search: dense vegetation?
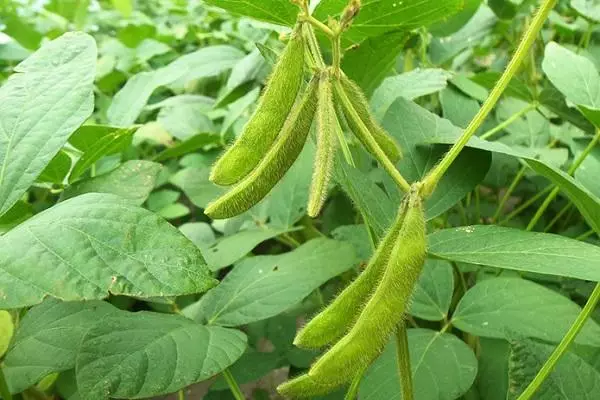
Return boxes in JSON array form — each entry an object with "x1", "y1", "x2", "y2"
[{"x1": 2, "y1": 0, "x2": 600, "y2": 399}]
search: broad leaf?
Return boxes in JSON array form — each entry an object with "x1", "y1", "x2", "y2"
[
  {"x1": 0, "y1": 310, "x2": 13, "y2": 357},
  {"x1": 76, "y1": 311, "x2": 247, "y2": 399},
  {"x1": 409, "y1": 260, "x2": 454, "y2": 322},
  {"x1": 0, "y1": 32, "x2": 96, "y2": 217},
  {"x1": 571, "y1": 0, "x2": 600, "y2": 23},
  {"x1": 452, "y1": 278, "x2": 600, "y2": 347},
  {"x1": 0, "y1": 193, "x2": 217, "y2": 309},
  {"x1": 429, "y1": 225, "x2": 600, "y2": 281},
  {"x1": 360, "y1": 329, "x2": 478, "y2": 400},
  {"x1": 38, "y1": 150, "x2": 72, "y2": 184},
  {"x1": 62, "y1": 161, "x2": 163, "y2": 205},
  {"x1": 314, "y1": 0, "x2": 463, "y2": 42},
  {"x1": 184, "y1": 238, "x2": 357, "y2": 326},
  {"x1": 153, "y1": 134, "x2": 221, "y2": 162},
  {"x1": 508, "y1": 337, "x2": 600, "y2": 399},
  {"x1": 203, "y1": 0, "x2": 298, "y2": 26},
  {"x1": 3, "y1": 299, "x2": 117, "y2": 393},
  {"x1": 108, "y1": 46, "x2": 243, "y2": 127}
]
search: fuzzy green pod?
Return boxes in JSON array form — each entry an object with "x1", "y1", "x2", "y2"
[
  {"x1": 210, "y1": 26, "x2": 305, "y2": 186},
  {"x1": 307, "y1": 189, "x2": 426, "y2": 387},
  {"x1": 338, "y1": 74, "x2": 402, "y2": 163},
  {"x1": 294, "y1": 199, "x2": 409, "y2": 349},
  {"x1": 277, "y1": 373, "x2": 339, "y2": 399},
  {"x1": 307, "y1": 72, "x2": 338, "y2": 218},
  {"x1": 205, "y1": 77, "x2": 319, "y2": 219}
]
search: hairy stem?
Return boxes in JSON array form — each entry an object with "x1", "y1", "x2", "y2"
[
  {"x1": 222, "y1": 369, "x2": 245, "y2": 400},
  {"x1": 0, "y1": 367, "x2": 12, "y2": 400},
  {"x1": 422, "y1": 0, "x2": 558, "y2": 196},
  {"x1": 480, "y1": 103, "x2": 538, "y2": 141},
  {"x1": 396, "y1": 323, "x2": 414, "y2": 400}
]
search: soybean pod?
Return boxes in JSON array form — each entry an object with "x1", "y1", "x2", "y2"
[
  {"x1": 210, "y1": 24, "x2": 305, "y2": 186},
  {"x1": 277, "y1": 373, "x2": 339, "y2": 399},
  {"x1": 336, "y1": 75, "x2": 402, "y2": 163},
  {"x1": 307, "y1": 71, "x2": 338, "y2": 218},
  {"x1": 308, "y1": 188, "x2": 426, "y2": 386},
  {"x1": 205, "y1": 77, "x2": 319, "y2": 219},
  {"x1": 294, "y1": 198, "x2": 409, "y2": 349}
]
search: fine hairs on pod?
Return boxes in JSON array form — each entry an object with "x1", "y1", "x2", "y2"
[
  {"x1": 210, "y1": 23, "x2": 306, "y2": 186},
  {"x1": 294, "y1": 198, "x2": 409, "y2": 349},
  {"x1": 307, "y1": 70, "x2": 338, "y2": 218},
  {"x1": 337, "y1": 74, "x2": 402, "y2": 163},
  {"x1": 279, "y1": 186, "x2": 427, "y2": 397},
  {"x1": 205, "y1": 77, "x2": 319, "y2": 219}
]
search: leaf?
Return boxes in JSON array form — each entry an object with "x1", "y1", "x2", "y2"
[
  {"x1": 0, "y1": 193, "x2": 217, "y2": 309},
  {"x1": 371, "y1": 69, "x2": 452, "y2": 120},
  {"x1": 360, "y1": 329, "x2": 478, "y2": 400},
  {"x1": 409, "y1": 259, "x2": 454, "y2": 322},
  {"x1": 383, "y1": 97, "x2": 492, "y2": 221},
  {"x1": 69, "y1": 127, "x2": 136, "y2": 182},
  {"x1": 183, "y1": 238, "x2": 357, "y2": 327},
  {"x1": 478, "y1": 338, "x2": 510, "y2": 400},
  {"x1": 170, "y1": 167, "x2": 224, "y2": 209},
  {"x1": 3, "y1": 299, "x2": 117, "y2": 393},
  {"x1": 429, "y1": 225, "x2": 600, "y2": 281},
  {"x1": 0, "y1": 32, "x2": 96, "y2": 217},
  {"x1": 452, "y1": 278, "x2": 600, "y2": 347},
  {"x1": 203, "y1": 228, "x2": 295, "y2": 271},
  {"x1": 210, "y1": 350, "x2": 282, "y2": 390},
  {"x1": 572, "y1": 0, "x2": 600, "y2": 23},
  {"x1": 203, "y1": 0, "x2": 298, "y2": 26},
  {"x1": 508, "y1": 336, "x2": 600, "y2": 399},
  {"x1": 314, "y1": 0, "x2": 463, "y2": 42},
  {"x1": 62, "y1": 161, "x2": 163, "y2": 206},
  {"x1": 341, "y1": 32, "x2": 407, "y2": 96},
  {"x1": 0, "y1": 310, "x2": 13, "y2": 358},
  {"x1": 111, "y1": 0, "x2": 133, "y2": 17},
  {"x1": 542, "y1": 41, "x2": 600, "y2": 126},
  {"x1": 38, "y1": 151, "x2": 72, "y2": 184},
  {"x1": 76, "y1": 311, "x2": 247, "y2": 399},
  {"x1": 574, "y1": 140, "x2": 600, "y2": 199},
  {"x1": 153, "y1": 134, "x2": 221, "y2": 162},
  {"x1": 69, "y1": 125, "x2": 125, "y2": 153},
  {"x1": 429, "y1": 0, "x2": 482, "y2": 37},
  {"x1": 108, "y1": 45, "x2": 244, "y2": 127}
]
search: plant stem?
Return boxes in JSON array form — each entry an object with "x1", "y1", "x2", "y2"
[
  {"x1": 222, "y1": 369, "x2": 245, "y2": 400},
  {"x1": 493, "y1": 165, "x2": 527, "y2": 222},
  {"x1": 499, "y1": 185, "x2": 553, "y2": 225},
  {"x1": 517, "y1": 282, "x2": 600, "y2": 400},
  {"x1": 344, "y1": 370, "x2": 364, "y2": 400},
  {"x1": 333, "y1": 80, "x2": 411, "y2": 193},
  {"x1": 178, "y1": 390, "x2": 185, "y2": 400},
  {"x1": 544, "y1": 202, "x2": 573, "y2": 232},
  {"x1": 527, "y1": 129, "x2": 600, "y2": 230},
  {"x1": 303, "y1": 14, "x2": 335, "y2": 38},
  {"x1": 0, "y1": 366, "x2": 12, "y2": 400},
  {"x1": 575, "y1": 229, "x2": 595, "y2": 241},
  {"x1": 480, "y1": 103, "x2": 538, "y2": 141},
  {"x1": 396, "y1": 323, "x2": 414, "y2": 400},
  {"x1": 422, "y1": 0, "x2": 557, "y2": 196}
]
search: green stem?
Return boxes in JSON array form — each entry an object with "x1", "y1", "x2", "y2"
[
  {"x1": 178, "y1": 390, "x2": 185, "y2": 400},
  {"x1": 303, "y1": 24, "x2": 326, "y2": 69},
  {"x1": 222, "y1": 369, "x2": 245, "y2": 400},
  {"x1": 499, "y1": 185, "x2": 553, "y2": 225},
  {"x1": 333, "y1": 80, "x2": 411, "y2": 193},
  {"x1": 575, "y1": 229, "x2": 595, "y2": 241},
  {"x1": 480, "y1": 103, "x2": 538, "y2": 141},
  {"x1": 517, "y1": 282, "x2": 600, "y2": 400},
  {"x1": 527, "y1": 129, "x2": 600, "y2": 230},
  {"x1": 303, "y1": 14, "x2": 335, "y2": 38},
  {"x1": 543, "y1": 202, "x2": 573, "y2": 232},
  {"x1": 493, "y1": 165, "x2": 527, "y2": 222},
  {"x1": 344, "y1": 370, "x2": 364, "y2": 400},
  {"x1": 0, "y1": 366, "x2": 12, "y2": 400},
  {"x1": 396, "y1": 323, "x2": 414, "y2": 400},
  {"x1": 422, "y1": 0, "x2": 557, "y2": 196}
]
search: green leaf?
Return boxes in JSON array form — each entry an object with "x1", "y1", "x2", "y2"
[
  {"x1": 203, "y1": 0, "x2": 298, "y2": 26},
  {"x1": 429, "y1": 0, "x2": 482, "y2": 37},
  {"x1": 62, "y1": 161, "x2": 162, "y2": 205},
  {"x1": 183, "y1": 238, "x2": 357, "y2": 326},
  {"x1": 314, "y1": 0, "x2": 463, "y2": 42},
  {"x1": 409, "y1": 260, "x2": 454, "y2": 322},
  {"x1": 0, "y1": 310, "x2": 13, "y2": 358},
  {"x1": 170, "y1": 167, "x2": 224, "y2": 209},
  {"x1": 371, "y1": 68, "x2": 452, "y2": 120},
  {"x1": 3, "y1": 299, "x2": 117, "y2": 393},
  {"x1": 543, "y1": 42, "x2": 600, "y2": 126},
  {"x1": 76, "y1": 311, "x2": 247, "y2": 399},
  {"x1": 572, "y1": 0, "x2": 600, "y2": 23},
  {"x1": 574, "y1": 140, "x2": 600, "y2": 199},
  {"x1": 452, "y1": 278, "x2": 600, "y2": 347},
  {"x1": 153, "y1": 134, "x2": 221, "y2": 162},
  {"x1": 508, "y1": 336, "x2": 600, "y2": 399},
  {"x1": 341, "y1": 32, "x2": 406, "y2": 96},
  {"x1": 38, "y1": 150, "x2": 72, "y2": 184},
  {"x1": 203, "y1": 228, "x2": 295, "y2": 271},
  {"x1": 0, "y1": 9, "x2": 43, "y2": 50},
  {"x1": 383, "y1": 97, "x2": 492, "y2": 221},
  {"x1": 69, "y1": 127, "x2": 135, "y2": 183},
  {"x1": 0, "y1": 32, "x2": 96, "y2": 217},
  {"x1": 360, "y1": 329, "x2": 478, "y2": 400},
  {"x1": 0, "y1": 193, "x2": 217, "y2": 309},
  {"x1": 429, "y1": 225, "x2": 600, "y2": 281},
  {"x1": 488, "y1": 0, "x2": 518, "y2": 19},
  {"x1": 111, "y1": 0, "x2": 133, "y2": 17},
  {"x1": 108, "y1": 46, "x2": 243, "y2": 127},
  {"x1": 69, "y1": 125, "x2": 125, "y2": 153},
  {"x1": 210, "y1": 350, "x2": 282, "y2": 390},
  {"x1": 477, "y1": 338, "x2": 510, "y2": 400}
]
